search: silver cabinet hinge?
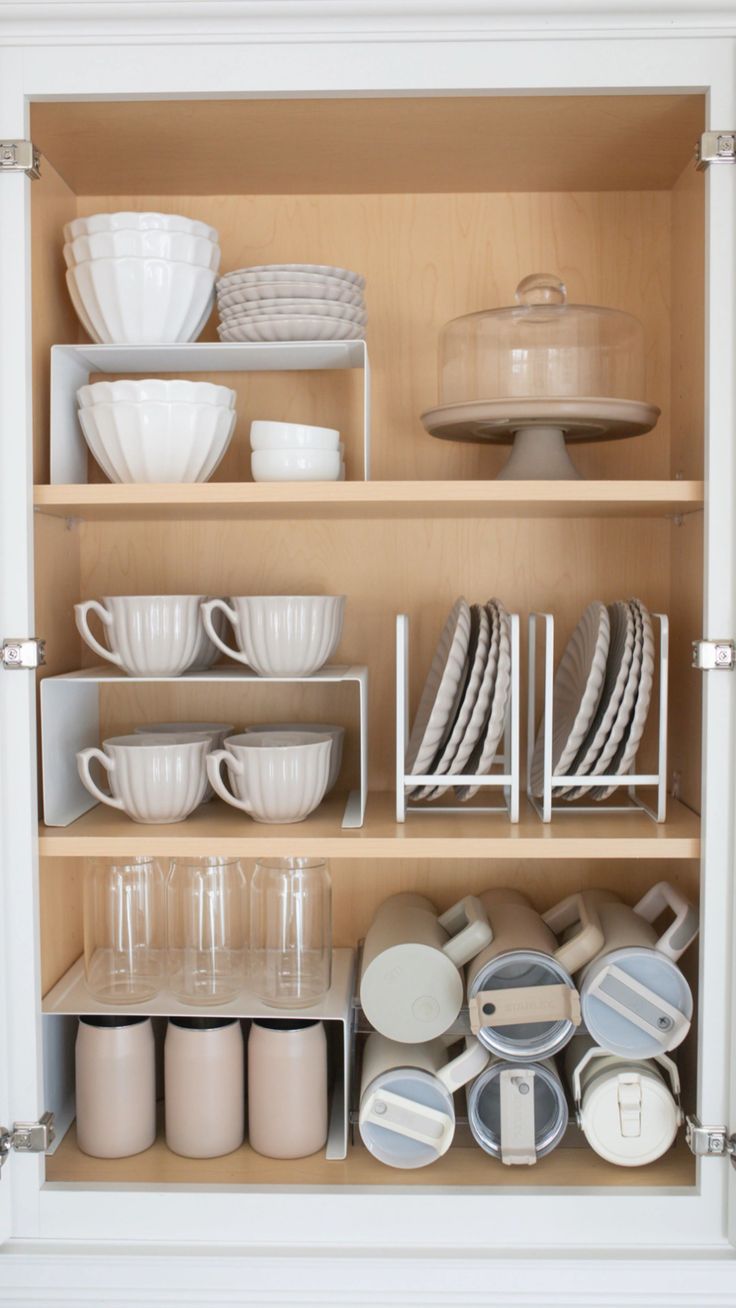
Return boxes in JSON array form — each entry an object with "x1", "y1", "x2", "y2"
[
  {"x1": 0, "y1": 1112, "x2": 55, "y2": 1174},
  {"x1": 692, "y1": 639, "x2": 735, "y2": 671},
  {"x1": 1, "y1": 637, "x2": 46, "y2": 670},
  {"x1": 686, "y1": 1116, "x2": 736, "y2": 1166},
  {"x1": 0, "y1": 140, "x2": 41, "y2": 180},
  {"x1": 696, "y1": 132, "x2": 736, "y2": 170}
]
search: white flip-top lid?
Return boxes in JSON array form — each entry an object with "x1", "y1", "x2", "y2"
[
  {"x1": 580, "y1": 1065, "x2": 681, "y2": 1166},
  {"x1": 359, "y1": 1068, "x2": 455, "y2": 1169}
]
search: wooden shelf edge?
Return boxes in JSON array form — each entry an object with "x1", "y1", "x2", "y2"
[
  {"x1": 33, "y1": 480, "x2": 705, "y2": 522},
  {"x1": 37, "y1": 793, "x2": 701, "y2": 859}
]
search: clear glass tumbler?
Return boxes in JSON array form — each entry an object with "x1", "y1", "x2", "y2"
[
  {"x1": 83, "y1": 857, "x2": 165, "y2": 1003},
  {"x1": 166, "y1": 857, "x2": 247, "y2": 1005},
  {"x1": 250, "y1": 857, "x2": 332, "y2": 1008}
]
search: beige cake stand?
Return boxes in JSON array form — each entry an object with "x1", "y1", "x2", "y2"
[{"x1": 421, "y1": 397, "x2": 660, "y2": 480}]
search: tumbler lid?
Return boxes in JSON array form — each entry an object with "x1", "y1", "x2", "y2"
[
  {"x1": 79, "y1": 1015, "x2": 149, "y2": 1028},
  {"x1": 467, "y1": 1060, "x2": 568, "y2": 1163},
  {"x1": 468, "y1": 950, "x2": 578, "y2": 1060},
  {"x1": 580, "y1": 1067, "x2": 680, "y2": 1166},
  {"x1": 359, "y1": 1068, "x2": 455, "y2": 1169},
  {"x1": 169, "y1": 1016, "x2": 239, "y2": 1030},
  {"x1": 360, "y1": 944, "x2": 463, "y2": 1043},
  {"x1": 581, "y1": 947, "x2": 693, "y2": 1058}
]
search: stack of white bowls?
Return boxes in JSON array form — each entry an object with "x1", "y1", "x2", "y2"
[
  {"x1": 77, "y1": 380, "x2": 236, "y2": 483},
  {"x1": 63, "y1": 212, "x2": 220, "y2": 344},
  {"x1": 250, "y1": 420, "x2": 344, "y2": 482},
  {"x1": 216, "y1": 264, "x2": 366, "y2": 342}
]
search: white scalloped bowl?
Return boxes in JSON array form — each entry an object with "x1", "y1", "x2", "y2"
[
  {"x1": 78, "y1": 402, "x2": 235, "y2": 483},
  {"x1": 77, "y1": 379, "x2": 236, "y2": 410},
  {"x1": 64, "y1": 212, "x2": 218, "y2": 243},
  {"x1": 67, "y1": 257, "x2": 216, "y2": 344},
  {"x1": 251, "y1": 448, "x2": 341, "y2": 481},
  {"x1": 64, "y1": 229, "x2": 221, "y2": 273}
]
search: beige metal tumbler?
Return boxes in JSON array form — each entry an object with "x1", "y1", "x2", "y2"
[
  {"x1": 164, "y1": 1017, "x2": 245, "y2": 1158},
  {"x1": 358, "y1": 1032, "x2": 489, "y2": 1169},
  {"x1": 360, "y1": 892, "x2": 492, "y2": 1043},
  {"x1": 466, "y1": 888, "x2": 604, "y2": 1059},
  {"x1": 576, "y1": 883, "x2": 698, "y2": 1058},
  {"x1": 76, "y1": 1015, "x2": 156, "y2": 1159},
  {"x1": 248, "y1": 1019, "x2": 329, "y2": 1159}
]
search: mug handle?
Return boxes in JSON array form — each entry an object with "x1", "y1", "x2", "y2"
[
  {"x1": 544, "y1": 892, "x2": 605, "y2": 974},
  {"x1": 74, "y1": 600, "x2": 124, "y2": 668},
  {"x1": 76, "y1": 747, "x2": 125, "y2": 810},
  {"x1": 436, "y1": 1036, "x2": 490, "y2": 1093},
  {"x1": 634, "y1": 881, "x2": 699, "y2": 962},
  {"x1": 200, "y1": 599, "x2": 249, "y2": 666},
  {"x1": 438, "y1": 895, "x2": 493, "y2": 968},
  {"x1": 206, "y1": 750, "x2": 251, "y2": 813}
]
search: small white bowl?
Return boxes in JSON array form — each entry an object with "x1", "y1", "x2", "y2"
[
  {"x1": 64, "y1": 212, "x2": 218, "y2": 243},
  {"x1": 79, "y1": 402, "x2": 235, "y2": 483},
  {"x1": 77, "y1": 379, "x2": 235, "y2": 410},
  {"x1": 64, "y1": 229, "x2": 221, "y2": 273},
  {"x1": 250, "y1": 420, "x2": 339, "y2": 452},
  {"x1": 67, "y1": 257, "x2": 215, "y2": 344},
  {"x1": 251, "y1": 448, "x2": 341, "y2": 482}
]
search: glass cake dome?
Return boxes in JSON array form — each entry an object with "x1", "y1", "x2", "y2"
[{"x1": 422, "y1": 273, "x2": 659, "y2": 479}]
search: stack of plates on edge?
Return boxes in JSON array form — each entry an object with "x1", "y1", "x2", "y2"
[
  {"x1": 216, "y1": 264, "x2": 367, "y2": 343},
  {"x1": 529, "y1": 598, "x2": 655, "y2": 801},
  {"x1": 405, "y1": 597, "x2": 513, "y2": 802}
]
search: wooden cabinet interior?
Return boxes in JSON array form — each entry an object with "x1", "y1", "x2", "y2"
[{"x1": 30, "y1": 93, "x2": 705, "y2": 1191}]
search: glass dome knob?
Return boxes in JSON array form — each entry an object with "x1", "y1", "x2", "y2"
[{"x1": 515, "y1": 273, "x2": 567, "y2": 307}]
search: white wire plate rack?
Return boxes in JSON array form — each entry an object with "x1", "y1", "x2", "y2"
[
  {"x1": 527, "y1": 610, "x2": 668, "y2": 823},
  {"x1": 395, "y1": 612, "x2": 520, "y2": 822},
  {"x1": 41, "y1": 664, "x2": 368, "y2": 829},
  {"x1": 50, "y1": 340, "x2": 371, "y2": 483}
]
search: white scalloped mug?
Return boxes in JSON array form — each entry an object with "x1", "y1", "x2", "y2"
[
  {"x1": 200, "y1": 595, "x2": 345, "y2": 677},
  {"x1": 75, "y1": 595, "x2": 207, "y2": 677},
  {"x1": 77, "y1": 734, "x2": 210, "y2": 824},
  {"x1": 206, "y1": 731, "x2": 332, "y2": 823}
]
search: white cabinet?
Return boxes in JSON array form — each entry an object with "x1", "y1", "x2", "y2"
[{"x1": 1, "y1": 4, "x2": 736, "y2": 1302}]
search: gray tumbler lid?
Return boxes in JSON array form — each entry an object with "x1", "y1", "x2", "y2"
[
  {"x1": 581, "y1": 947, "x2": 693, "y2": 1058},
  {"x1": 359, "y1": 1068, "x2": 455, "y2": 1170},
  {"x1": 469, "y1": 950, "x2": 578, "y2": 1060}
]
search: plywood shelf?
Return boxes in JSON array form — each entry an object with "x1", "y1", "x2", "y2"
[
  {"x1": 46, "y1": 1122, "x2": 695, "y2": 1190},
  {"x1": 33, "y1": 480, "x2": 705, "y2": 523},
  {"x1": 38, "y1": 792, "x2": 701, "y2": 860}
]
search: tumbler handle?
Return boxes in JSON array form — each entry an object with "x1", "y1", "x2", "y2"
[
  {"x1": 634, "y1": 881, "x2": 699, "y2": 962},
  {"x1": 439, "y1": 895, "x2": 493, "y2": 968},
  {"x1": 436, "y1": 1037, "x2": 490, "y2": 1093},
  {"x1": 543, "y1": 891, "x2": 605, "y2": 973}
]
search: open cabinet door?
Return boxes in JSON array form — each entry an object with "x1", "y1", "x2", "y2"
[{"x1": 0, "y1": 66, "x2": 45, "y2": 1243}]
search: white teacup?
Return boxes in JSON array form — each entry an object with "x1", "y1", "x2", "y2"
[
  {"x1": 206, "y1": 731, "x2": 332, "y2": 824},
  {"x1": 75, "y1": 595, "x2": 207, "y2": 677},
  {"x1": 77, "y1": 734, "x2": 209, "y2": 824},
  {"x1": 133, "y1": 722, "x2": 234, "y2": 802},
  {"x1": 242, "y1": 722, "x2": 344, "y2": 792},
  {"x1": 200, "y1": 595, "x2": 345, "y2": 677}
]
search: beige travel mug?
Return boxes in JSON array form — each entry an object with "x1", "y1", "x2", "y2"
[
  {"x1": 248, "y1": 1019, "x2": 328, "y2": 1159},
  {"x1": 576, "y1": 883, "x2": 698, "y2": 1058},
  {"x1": 466, "y1": 888, "x2": 604, "y2": 1060},
  {"x1": 75, "y1": 1016, "x2": 156, "y2": 1159},
  {"x1": 360, "y1": 892, "x2": 492, "y2": 1043},
  {"x1": 566, "y1": 1035, "x2": 682, "y2": 1167},
  {"x1": 164, "y1": 1017, "x2": 245, "y2": 1158},
  {"x1": 358, "y1": 1032, "x2": 490, "y2": 1169}
]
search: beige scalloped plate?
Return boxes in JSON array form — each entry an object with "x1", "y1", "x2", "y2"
[
  {"x1": 405, "y1": 598, "x2": 472, "y2": 782},
  {"x1": 592, "y1": 598, "x2": 655, "y2": 801},
  {"x1": 560, "y1": 599, "x2": 636, "y2": 799},
  {"x1": 455, "y1": 599, "x2": 512, "y2": 802}
]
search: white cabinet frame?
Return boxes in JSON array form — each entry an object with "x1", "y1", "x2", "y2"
[{"x1": 1, "y1": 7, "x2": 736, "y2": 1302}]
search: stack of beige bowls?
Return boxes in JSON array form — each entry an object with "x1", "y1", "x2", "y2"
[
  {"x1": 63, "y1": 211, "x2": 221, "y2": 344},
  {"x1": 216, "y1": 264, "x2": 366, "y2": 342}
]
